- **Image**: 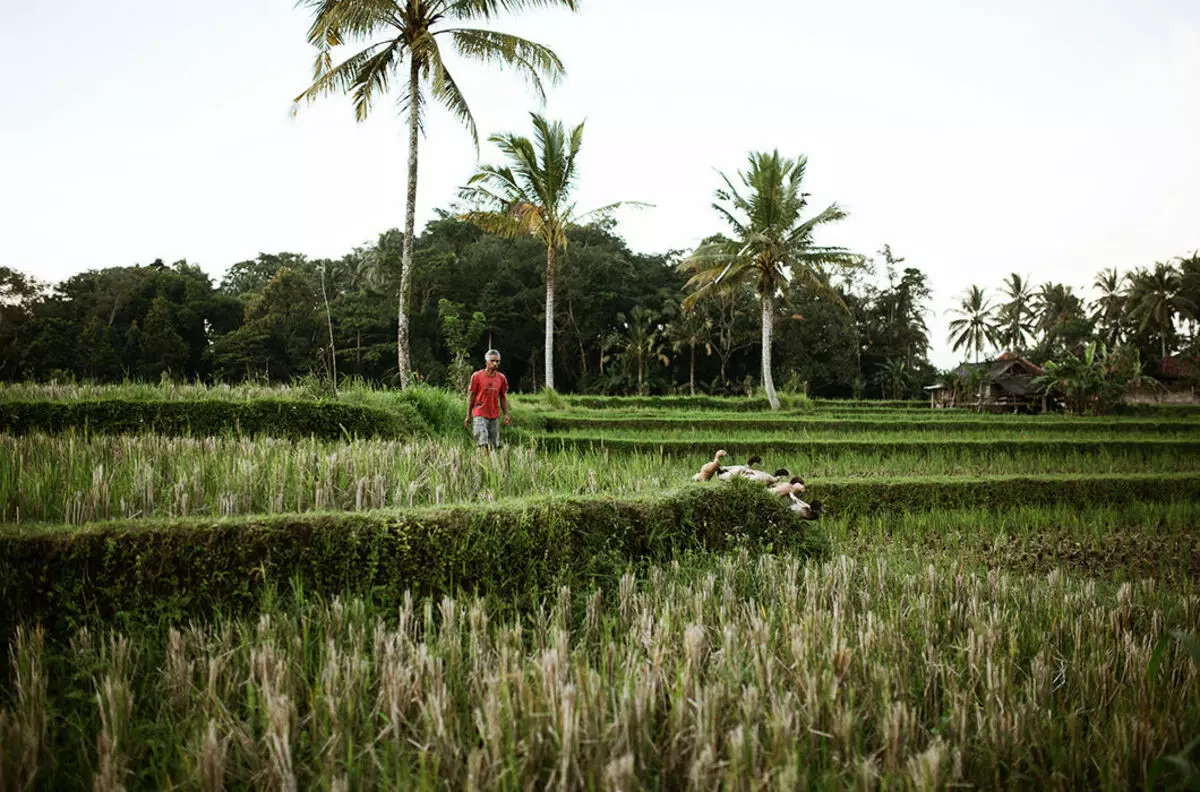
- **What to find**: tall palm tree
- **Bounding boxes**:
[947,285,996,363]
[458,114,643,391]
[1125,261,1197,359]
[679,151,858,410]
[1033,282,1085,350]
[993,273,1035,353]
[1089,267,1127,348]
[1175,252,1200,347]
[293,0,576,387]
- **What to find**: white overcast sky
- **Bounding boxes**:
[2,0,1197,368]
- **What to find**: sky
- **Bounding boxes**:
[2,0,1197,369]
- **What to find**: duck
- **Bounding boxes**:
[768,476,806,497]
[746,467,791,485]
[717,455,763,481]
[692,449,728,482]
[788,495,824,520]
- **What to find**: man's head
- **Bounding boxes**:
[484,349,501,373]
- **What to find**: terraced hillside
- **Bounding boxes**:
[1,384,1197,790]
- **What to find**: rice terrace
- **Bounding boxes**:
[3,1,1200,790]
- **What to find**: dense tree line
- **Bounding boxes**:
[948,255,1200,372]
[0,214,941,397]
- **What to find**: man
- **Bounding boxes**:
[464,349,511,449]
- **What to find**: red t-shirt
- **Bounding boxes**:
[469,370,508,419]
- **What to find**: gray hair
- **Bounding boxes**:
[485,349,501,360]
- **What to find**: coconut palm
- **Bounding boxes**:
[1090,267,1127,348]
[993,273,1035,353]
[1033,282,1085,351]
[680,151,859,410]
[293,0,576,387]
[1180,252,1200,346]
[457,115,642,391]
[1125,261,1197,359]
[947,285,996,363]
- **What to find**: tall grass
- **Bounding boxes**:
[1,432,1191,524]
[4,554,1197,789]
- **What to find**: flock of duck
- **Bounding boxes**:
[692,450,824,520]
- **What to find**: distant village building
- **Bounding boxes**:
[925,352,1046,411]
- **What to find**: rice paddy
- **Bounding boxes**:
[1,383,1197,789]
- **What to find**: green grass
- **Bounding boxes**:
[535,415,1200,436]
[3,383,1197,789]
[4,431,1196,524]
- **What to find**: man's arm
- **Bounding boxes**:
[500,390,511,425]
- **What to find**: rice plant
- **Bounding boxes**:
[4,554,1198,789]
[1,431,1192,524]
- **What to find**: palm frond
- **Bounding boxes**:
[422,36,478,148]
[291,41,399,119]
[447,29,566,103]
[445,0,579,23]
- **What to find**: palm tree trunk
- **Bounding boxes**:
[396,58,420,389]
[319,265,337,392]
[761,291,780,410]
[544,245,556,391]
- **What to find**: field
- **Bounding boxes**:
[1,382,1198,790]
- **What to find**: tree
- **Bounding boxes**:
[1032,282,1090,357]
[458,114,643,391]
[1032,342,1154,415]
[1179,252,1200,348]
[438,298,487,391]
[138,296,190,379]
[617,305,668,395]
[680,151,858,409]
[293,0,575,388]
[1125,261,1196,360]
[947,285,996,363]
[665,306,711,396]
[1090,267,1127,348]
[994,273,1035,353]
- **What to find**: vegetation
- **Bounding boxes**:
[2,549,1196,789]
[1,383,1196,788]
[458,113,643,392]
[291,0,577,386]
[680,152,859,409]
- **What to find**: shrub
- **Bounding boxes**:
[0,482,824,637]
[0,398,425,439]
[805,472,1200,516]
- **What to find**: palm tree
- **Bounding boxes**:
[947,285,996,363]
[617,306,668,395]
[1090,267,1127,348]
[994,273,1035,353]
[1125,261,1197,360]
[1033,282,1085,351]
[1179,252,1200,346]
[680,151,858,410]
[458,114,643,391]
[293,0,576,387]
[665,306,712,396]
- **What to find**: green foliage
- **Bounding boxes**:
[0,483,823,637]
[437,298,487,392]
[804,471,1200,517]
[1033,342,1156,415]
[392,383,464,436]
[0,398,424,440]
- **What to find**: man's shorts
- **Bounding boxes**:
[472,416,501,447]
